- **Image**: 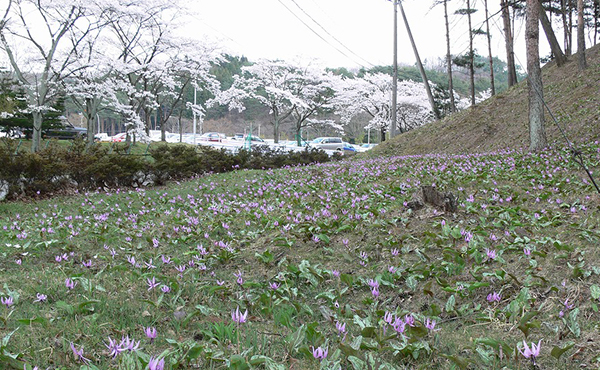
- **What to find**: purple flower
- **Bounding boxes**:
[33,293,47,303]
[160,285,171,293]
[104,337,122,359]
[119,336,140,352]
[1,296,14,308]
[269,282,280,290]
[367,279,379,289]
[391,248,399,256]
[424,318,438,332]
[148,356,165,370]
[371,286,380,298]
[231,306,248,324]
[518,340,541,364]
[332,270,340,278]
[487,292,502,303]
[392,317,406,335]
[65,278,77,290]
[146,277,160,291]
[70,342,91,364]
[523,247,532,257]
[311,346,328,361]
[404,314,415,327]
[383,311,394,325]
[234,270,244,285]
[145,327,157,342]
[336,321,347,337]
[485,248,497,260]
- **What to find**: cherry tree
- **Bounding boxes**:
[333,73,434,141]
[0,0,104,152]
[101,0,189,141]
[289,65,341,146]
[213,59,343,144]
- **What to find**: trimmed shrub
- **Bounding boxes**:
[0,139,335,200]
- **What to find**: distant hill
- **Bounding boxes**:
[372,43,600,156]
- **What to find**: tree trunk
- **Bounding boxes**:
[538,0,567,66]
[391,0,398,138]
[85,98,97,145]
[444,0,456,112]
[398,2,441,118]
[526,0,547,151]
[485,0,496,96]
[467,0,476,106]
[32,112,43,153]
[577,0,587,69]
[502,0,518,87]
[595,0,599,45]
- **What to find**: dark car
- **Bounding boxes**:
[44,123,87,140]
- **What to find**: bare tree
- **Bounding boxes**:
[501,0,519,87]
[538,0,567,66]
[484,0,496,96]
[0,0,93,152]
[434,0,456,112]
[526,0,547,151]
[455,0,477,106]
[577,0,587,69]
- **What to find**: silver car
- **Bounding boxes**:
[309,137,344,151]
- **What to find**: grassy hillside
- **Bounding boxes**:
[374,44,600,156]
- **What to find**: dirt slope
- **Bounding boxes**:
[373,43,600,156]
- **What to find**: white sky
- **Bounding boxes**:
[184,0,536,70]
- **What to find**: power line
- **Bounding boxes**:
[287,0,376,67]
[275,0,370,68]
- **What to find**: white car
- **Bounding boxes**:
[308,137,344,151]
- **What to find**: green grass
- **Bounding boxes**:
[1,143,600,369]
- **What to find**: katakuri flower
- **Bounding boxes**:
[311,346,328,361]
[518,340,541,365]
[231,306,248,324]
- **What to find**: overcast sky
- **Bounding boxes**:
[184,0,534,70]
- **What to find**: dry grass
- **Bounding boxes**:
[373,44,600,157]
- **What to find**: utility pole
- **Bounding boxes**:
[391,0,398,138]
[398,2,441,119]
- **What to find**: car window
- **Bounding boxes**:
[332,138,342,143]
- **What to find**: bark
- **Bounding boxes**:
[501,0,518,86]
[444,0,456,112]
[538,0,567,66]
[484,0,496,96]
[526,0,547,151]
[467,0,476,106]
[85,98,97,145]
[577,0,587,69]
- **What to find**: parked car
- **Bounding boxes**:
[43,122,87,140]
[199,132,226,142]
[111,133,127,142]
[357,143,378,152]
[309,137,344,151]
[342,142,357,153]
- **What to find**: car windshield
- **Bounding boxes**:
[311,138,324,144]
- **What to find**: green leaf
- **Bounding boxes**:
[348,355,366,370]
[17,317,48,327]
[590,285,600,300]
[229,354,250,370]
[1,327,18,349]
[517,311,539,338]
[445,295,456,313]
[361,327,377,338]
[550,343,574,360]
[55,301,74,315]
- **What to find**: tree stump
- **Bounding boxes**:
[421,185,458,213]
